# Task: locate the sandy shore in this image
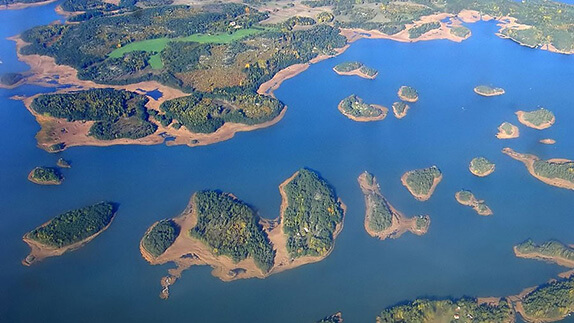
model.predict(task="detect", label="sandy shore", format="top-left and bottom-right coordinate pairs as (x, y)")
top-left (516, 111), bottom-right (555, 130)
top-left (514, 247), bottom-right (574, 269)
top-left (401, 171), bottom-right (442, 202)
top-left (392, 102), bottom-right (410, 119)
top-left (338, 102), bottom-right (387, 122)
top-left (497, 122), bottom-right (520, 139)
top-left (141, 171), bottom-right (346, 299)
top-left (358, 172), bottom-right (429, 240)
top-left (540, 139), bottom-right (556, 145)
top-left (502, 147), bottom-right (574, 190)
top-left (455, 191), bottom-right (493, 216)
top-left (333, 67), bottom-right (377, 80)
top-left (469, 162), bottom-right (495, 177)
top-left (22, 212), bottom-right (116, 266)
top-left (0, 0), bottom-right (55, 10)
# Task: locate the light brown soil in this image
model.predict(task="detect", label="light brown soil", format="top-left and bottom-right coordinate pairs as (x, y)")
top-left (141, 171), bottom-right (346, 299)
top-left (401, 171), bottom-right (442, 202)
top-left (497, 123), bottom-right (520, 139)
top-left (392, 102), bottom-right (410, 119)
top-left (358, 172), bottom-right (429, 240)
top-left (455, 191), bottom-right (493, 216)
top-left (338, 102), bottom-right (388, 122)
top-left (514, 247), bottom-right (574, 269)
top-left (516, 111), bottom-right (555, 130)
top-left (540, 139), bottom-right (556, 145)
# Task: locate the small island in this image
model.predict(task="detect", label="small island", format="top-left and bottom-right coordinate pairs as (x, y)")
top-left (338, 95), bottom-right (388, 122)
top-left (514, 239), bottom-right (574, 268)
top-left (540, 138), bottom-right (556, 145)
top-left (497, 122), bottom-right (520, 139)
top-left (140, 168), bottom-right (345, 299)
top-left (392, 101), bottom-right (410, 119)
top-left (359, 172), bottom-right (430, 240)
top-left (401, 166), bottom-right (442, 201)
top-left (377, 297), bottom-right (515, 322)
top-left (502, 147), bottom-right (574, 190)
top-left (397, 86), bottom-right (419, 103)
top-left (474, 85), bottom-right (505, 97)
top-left (22, 201), bottom-right (116, 265)
top-left (455, 190), bottom-right (493, 216)
top-left (469, 157), bottom-right (495, 177)
top-left (56, 158), bottom-right (71, 168)
top-left (317, 312), bottom-right (343, 323)
top-left (28, 166), bottom-right (63, 185)
top-left (516, 108), bottom-right (555, 130)
top-left (333, 61), bottom-right (378, 79)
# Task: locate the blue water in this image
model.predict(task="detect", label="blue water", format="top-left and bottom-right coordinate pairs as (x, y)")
top-left (2, 3), bottom-right (574, 323)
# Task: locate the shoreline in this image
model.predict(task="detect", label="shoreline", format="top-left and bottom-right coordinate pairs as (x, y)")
top-left (27, 168), bottom-right (62, 185)
top-left (392, 102), bottom-right (409, 119)
top-left (141, 171), bottom-right (346, 299)
top-left (497, 123), bottom-right (520, 139)
top-left (397, 86), bottom-right (419, 103)
top-left (540, 139), bottom-right (556, 145)
top-left (514, 247), bottom-right (574, 269)
top-left (401, 171), bottom-right (442, 202)
top-left (469, 163), bottom-right (495, 177)
top-left (474, 87), bottom-right (505, 97)
top-left (0, 0), bottom-right (56, 10)
top-left (516, 111), bottom-right (555, 130)
top-left (337, 102), bottom-right (387, 122)
top-left (22, 212), bottom-right (116, 266)
top-left (333, 67), bottom-right (377, 80)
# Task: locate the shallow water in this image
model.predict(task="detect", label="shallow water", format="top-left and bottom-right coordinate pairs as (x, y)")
top-left (2, 3), bottom-right (574, 322)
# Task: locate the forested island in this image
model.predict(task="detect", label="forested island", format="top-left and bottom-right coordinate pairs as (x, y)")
top-left (391, 101), bottom-right (409, 119)
top-left (28, 166), bottom-right (63, 185)
top-left (401, 166), bottom-right (442, 201)
top-left (497, 122), bottom-right (520, 139)
top-left (474, 85), bottom-right (505, 97)
top-left (140, 168), bottom-right (345, 299)
top-left (516, 108), bottom-right (555, 130)
top-left (503, 148), bottom-right (574, 190)
top-left (455, 190), bottom-right (493, 216)
top-left (333, 61), bottom-right (378, 79)
top-left (358, 172), bottom-right (429, 240)
top-left (514, 239), bottom-right (574, 268)
top-left (397, 86), bottom-right (418, 103)
top-left (22, 201), bottom-right (116, 265)
top-left (469, 157), bottom-right (495, 177)
top-left (337, 95), bottom-right (387, 122)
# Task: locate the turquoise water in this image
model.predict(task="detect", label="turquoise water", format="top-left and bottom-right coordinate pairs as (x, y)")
top-left (2, 3), bottom-right (574, 322)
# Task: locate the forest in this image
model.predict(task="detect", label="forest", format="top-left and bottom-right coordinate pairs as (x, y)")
top-left (408, 21), bottom-right (441, 39)
top-left (282, 169), bottom-right (344, 259)
top-left (190, 191), bottom-right (275, 273)
top-left (515, 239), bottom-right (574, 262)
top-left (27, 202), bottom-right (116, 248)
top-left (338, 94), bottom-right (384, 118)
top-left (533, 159), bottom-right (574, 184)
top-left (141, 219), bottom-right (179, 258)
top-left (521, 277), bottom-right (574, 321)
top-left (469, 157), bottom-right (495, 175)
top-left (404, 166), bottom-right (442, 197)
top-left (28, 166), bottom-right (63, 185)
top-left (520, 108), bottom-right (555, 127)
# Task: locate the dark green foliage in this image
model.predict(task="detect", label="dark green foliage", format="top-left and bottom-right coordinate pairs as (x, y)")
top-left (392, 102), bottom-right (407, 115)
top-left (142, 219), bottom-right (179, 257)
top-left (457, 190), bottom-right (473, 202)
top-left (404, 166), bottom-right (441, 196)
top-left (333, 61), bottom-right (362, 73)
top-left (378, 297), bottom-right (515, 322)
top-left (366, 191), bottom-right (393, 232)
top-left (451, 26), bottom-right (470, 38)
top-left (0, 72), bottom-right (24, 86)
top-left (533, 159), bottom-right (574, 183)
top-left (161, 42), bottom-right (211, 73)
top-left (415, 216), bottom-right (429, 231)
top-left (338, 94), bottom-right (383, 118)
top-left (48, 142), bottom-right (66, 152)
top-left (522, 277), bottom-right (574, 320)
top-left (316, 11), bottom-right (334, 23)
top-left (516, 239), bottom-right (574, 262)
top-left (470, 157), bottom-right (495, 175)
top-left (29, 167), bottom-right (63, 184)
top-left (316, 312), bottom-right (342, 323)
top-left (61, 0), bottom-right (119, 12)
top-left (27, 202), bottom-right (116, 248)
top-left (283, 169), bottom-right (344, 258)
top-left (190, 191), bottom-right (275, 272)
top-left (78, 51), bottom-right (153, 84)
top-left (399, 86), bottom-right (418, 101)
top-left (408, 22), bottom-right (440, 39)
top-left (89, 117), bottom-right (157, 140)
top-left (521, 108), bottom-right (554, 127)
top-left (474, 85), bottom-right (504, 95)
top-left (359, 65), bottom-right (377, 77)
top-left (500, 122), bottom-right (515, 135)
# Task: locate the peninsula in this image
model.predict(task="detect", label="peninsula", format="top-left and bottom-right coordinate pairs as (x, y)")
top-left (469, 157), bottom-right (495, 177)
top-left (358, 172), bottom-right (430, 240)
top-left (401, 166), bottom-right (442, 201)
top-left (28, 166), bottom-right (63, 185)
top-left (22, 201), bottom-right (116, 265)
top-left (474, 85), bottom-right (505, 97)
top-left (502, 148), bottom-right (574, 190)
top-left (338, 95), bottom-right (388, 122)
top-left (397, 86), bottom-right (419, 103)
top-left (497, 122), bottom-right (520, 139)
top-left (391, 102), bottom-right (409, 119)
top-left (333, 61), bottom-right (378, 79)
top-left (516, 108), bottom-right (555, 130)
top-left (455, 190), bottom-right (493, 216)
top-left (514, 276), bottom-right (574, 323)
top-left (514, 239), bottom-right (574, 268)
top-left (140, 168), bottom-right (345, 299)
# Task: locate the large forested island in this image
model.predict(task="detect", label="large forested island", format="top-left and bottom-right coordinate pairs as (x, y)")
top-left (401, 166), bottom-right (443, 201)
top-left (140, 168), bottom-right (345, 299)
top-left (514, 239), bottom-right (574, 268)
top-left (358, 172), bottom-right (429, 240)
top-left (337, 94), bottom-right (387, 122)
top-left (503, 148), bottom-right (574, 190)
top-left (22, 201), bottom-right (116, 265)
top-left (516, 108), bottom-right (555, 130)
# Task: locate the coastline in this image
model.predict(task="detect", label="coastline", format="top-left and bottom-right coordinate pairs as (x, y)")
top-left (401, 172), bottom-right (442, 202)
top-left (333, 67), bottom-right (377, 80)
top-left (474, 87), bottom-right (505, 97)
top-left (337, 102), bottom-right (387, 122)
top-left (502, 148), bottom-right (574, 190)
top-left (0, 0), bottom-right (56, 11)
top-left (27, 168), bottom-right (62, 185)
top-left (514, 247), bottom-right (574, 269)
top-left (397, 86), bottom-right (419, 103)
top-left (22, 212), bottom-right (116, 266)
top-left (516, 111), bottom-right (555, 130)
top-left (392, 102), bottom-right (409, 119)
top-left (540, 139), bottom-right (556, 145)
top-left (497, 123), bottom-right (520, 139)
top-left (469, 164), bottom-right (495, 177)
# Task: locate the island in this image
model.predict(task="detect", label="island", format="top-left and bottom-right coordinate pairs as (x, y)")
top-left (496, 122), bottom-right (520, 139)
top-left (140, 168), bottom-right (345, 299)
top-left (0, 72), bottom-right (25, 88)
top-left (338, 95), bottom-right (388, 122)
top-left (317, 312), bottom-right (343, 323)
top-left (22, 201), bottom-right (116, 265)
top-left (514, 276), bottom-right (574, 323)
top-left (333, 61), bottom-right (378, 79)
top-left (358, 172), bottom-right (430, 240)
top-left (56, 158), bottom-right (71, 168)
top-left (391, 101), bottom-right (410, 119)
top-left (516, 108), bottom-right (555, 130)
top-left (540, 138), bottom-right (556, 145)
top-left (401, 166), bottom-right (442, 201)
top-left (514, 239), bottom-right (574, 268)
top-left (469, 157), bottom-right (495, 177)
top-left (397, 86), bottom-right (419, 103)
top-left (502, 147), bottom-right (574, 190)
top-left (474, 85), bottom-right (505, 97)
top-left (377, 297), bottom-right (515, 322)
top-left (28, 166), bottom-right (63, 185)
top-left (455, 190), bottom-right (493, 216)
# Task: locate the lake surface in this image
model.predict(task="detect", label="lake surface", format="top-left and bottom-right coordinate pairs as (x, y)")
top-left (2, 2), bottom-right (574, 322)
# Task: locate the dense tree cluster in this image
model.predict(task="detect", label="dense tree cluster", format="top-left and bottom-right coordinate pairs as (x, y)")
top-left (516, 239), bottom-right (574, 262)
top-left (521, 108), bottom-right (555, 127)
top-left (0, 72), bottom-right (24, 86)
top-left (533, 159), bottom-right (574, 184)
top-left (141, 219), bottom-right (179, 258)
top-left (404, 166), bottom-right (441, 196)
top-left (338, 94), bottom-right (384, 118)
top-left (28, 166), bottom-right (63, 184)
top-left (408, 21), bottom-right (441, 39)
top-left (522, 277), bottom-right (574, 321)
